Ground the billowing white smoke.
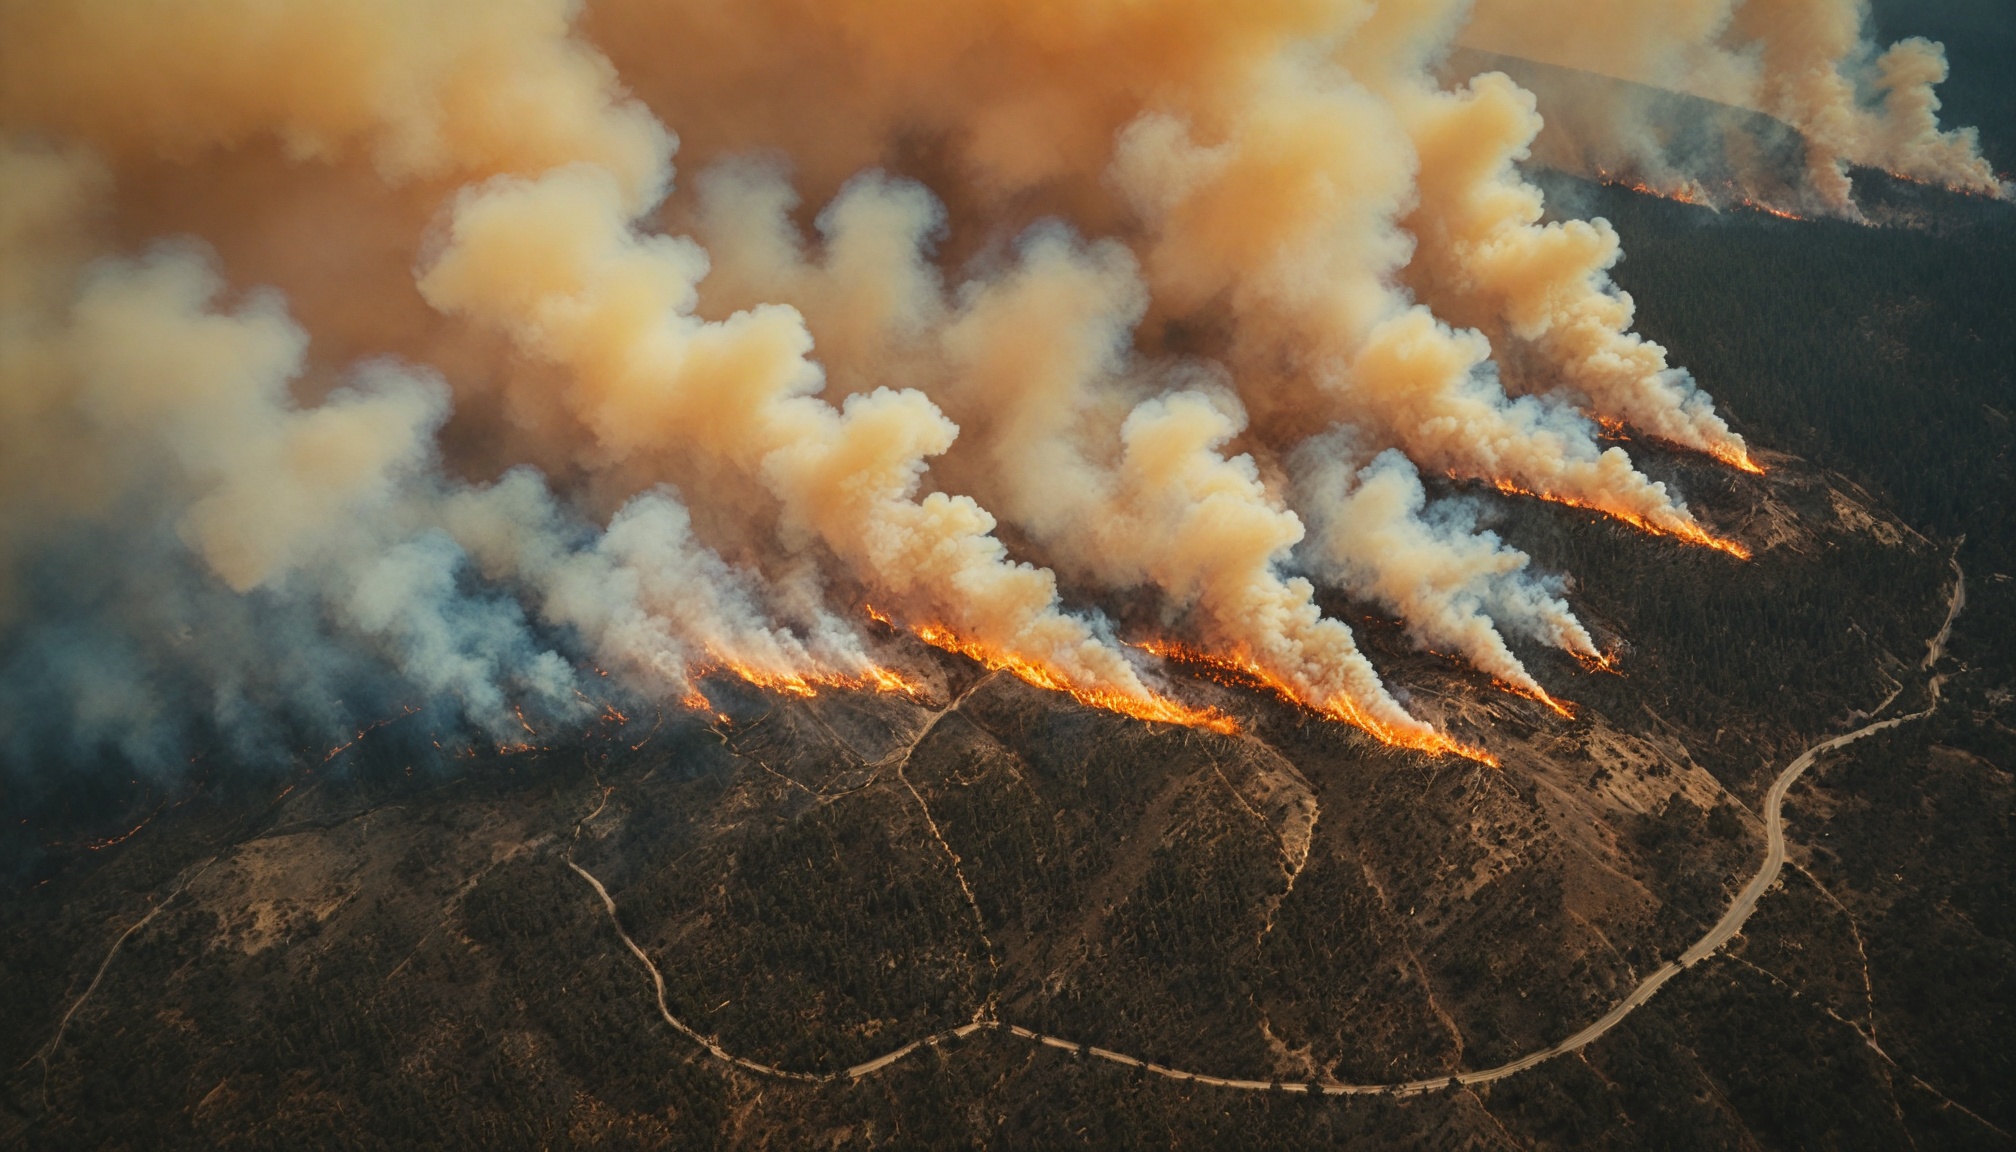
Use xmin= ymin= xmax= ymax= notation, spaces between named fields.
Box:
xmin=1293 ymin=434 xmax=1598 ymax=705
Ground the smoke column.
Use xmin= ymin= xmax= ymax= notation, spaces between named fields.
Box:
xmin=1455 ymin=0 xmax=2006 ymax=214
xmin=0 ymin=0 xmax=1988 ymax=775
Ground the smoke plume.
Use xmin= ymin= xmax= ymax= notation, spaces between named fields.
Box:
xmin=0 ymin=0 xmax=1986 ymax=774
xmin=1455 ymin=0 xmax=2007 ymax=214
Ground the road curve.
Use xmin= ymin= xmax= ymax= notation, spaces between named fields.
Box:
xmin=571 ymin=559 xmax=1967 ymax=1097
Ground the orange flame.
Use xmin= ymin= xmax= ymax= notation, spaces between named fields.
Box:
xmin=1573 ymin=649 xmax=1623 ymax=676
xmin=1495 ymin=680 xmax=1576 ymax=719
xmin=1137 ymin=641 xmax=1497 ymax=765
xmin=319 ymin=705 xmax=419 ymax=763
xmin=1736 ymin=199 xmax=1807 ymax=223
xmin=1598 ymin=170 xmax=1814 ymax=224
xmin=908 ymin=624 xmax=1242 ymax=735
xmin=84 ymin=811 xmax=161 ymax=851
xmin=1707 ymin=442 xmax=1768 ymax=476
xmin=682 ymin=648 xmax=931 ymax=711
xmin=1476 ymin=477 xmax=1752 ymax=560
xmin=1599 ymin=172 xmax=1712 ymax=206
xmin=1593 ymin=412 xmax=1763 ymax=477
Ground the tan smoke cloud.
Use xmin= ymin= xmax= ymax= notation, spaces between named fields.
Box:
xmin=686 ymin=166 xmax=1478 ymax=750
xmin=1457 ymin=0 xmax=2005 ymax=213
xmin=1378 ymin=69 xmax=1757 ymax=469
xmin=5 ymin=0 xmax=1982 ymax=769
xmin=0 ymin=140 xmax=583 ymax=742
xmin=0 ymin=0 xmax=667 ymax=204
xmin=929 ymin=229 xmax=1446 ymax=745
xmin=0 ymin=138 xmax=892 ymax=756
xmin=415 ymin=163 xmax=1196 ymax=721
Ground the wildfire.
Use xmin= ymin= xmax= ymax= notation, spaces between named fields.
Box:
xmin=1573 ymin=650 xmax=1623 ymax=676
xmin=1496 ymin=680 xmax=1576 ymax=719
xmin=678 ymin=649 xmax=931 ymax=713
xmin=900 ymin=623 xmax=1241 ymax=735
xmin=1598 ymin=170 xmax=1813 ymax=226
xmin=1137 ymin=641 xmax=1498 ymax=765
xmin=858 ymin=664 xmax=927 ymax=697
xmin=1736 ymin=199 xmax=1807 ymax=223
xmin=1707 ymin=442 xmax=1768 ymax=475
xmin=1477 ymin=477 xmax=1752 ymax=560
xmin=1598 ymin=171 xmax=1712 ymax=206
xmin=83 ymin=807 xmax=163 ymax=851
xmin=320 ymin=705 xmax=420 ymax=763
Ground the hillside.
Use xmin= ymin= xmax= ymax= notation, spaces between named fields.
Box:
xmin=4 ymin=14 xmax=2015 ymax=1152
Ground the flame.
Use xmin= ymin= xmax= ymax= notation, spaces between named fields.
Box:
xmin=574 ymin=688 xmax=632 ymax=726
xmin=1598 ymin=171 xmax=1813 ymax=225
xmin=1476 ymin=477 xmax=1752 ymax=560
xmin=1598 ymin=171 xmax=1713 ymax=206
xmin=84 ymin=808 xmax=163 ymax=851
xmin=629 ymin=712 xmax=665 ymax=751
xmin=1736 ymin=199 xmax=1807 ymax=223
xmin=858 ymin=664 xmax=927 ymax=696
xmin=1707 ymin=442 xmax=1768 ymax=475
xmin=320 ymin=705 xmax=419 ymax=763
xmin=683 ymin=648 xmax=930 ymax=709
xmin=1495 ymin=679 xmax=1576 ymax=719
xmin=1573 ymin=649 xmax=1624 ymax=676
xmin=1593 ymin=411 xmax=1765 ymax=477
xmin=1137 ymin=640 xmax=1497 ymax=765
xmin=682 ymin=607 xmax=1235 ymax=734
xmin=1878 ymin=169 xmax=2013 ymax=203
xmin=902 ymin=623 xmax=1241 ymax=734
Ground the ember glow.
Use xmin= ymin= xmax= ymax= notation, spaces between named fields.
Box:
xmin=1603 ymin=177 xmax=1714 ymax=207
xmin=913 ymin=627 xmax=1242 ymax=737
xmin=1708 ymin=444 xmax=1770 ymax=476
xmin=681 ymin=656 xmax=929 ymax=708
xmin=2 ymin=0 xmax=1976 ymax=779
xmin=1573 ymin=651 xmax=1625 ymax=677
xmin=1480 ymin=480 xmax=1754 ymax=561
xmin=1138 ymin=642 xmax=1497 ymax=766
xmin=1598 ymin=173 xmax=1816 ymax=231
xmin=1498 ymin=682 xmax=1578 ymax=720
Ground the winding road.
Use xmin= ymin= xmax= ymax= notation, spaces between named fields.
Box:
xmin=569 ymin=557 xmax=1969 ymax=1097
xmin=28 ymin=857 xmax=214 ymax=1087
